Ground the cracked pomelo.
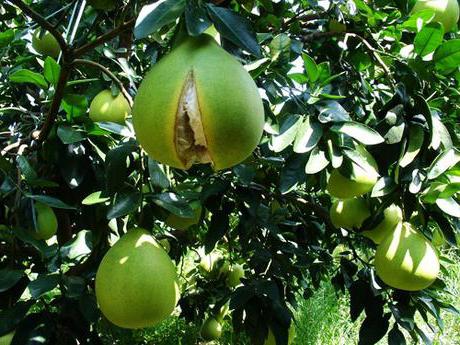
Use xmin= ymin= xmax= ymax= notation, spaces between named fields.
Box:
xmin=95 ymin=228 xmax=180 ymax=329
xmin=89 ymin=90 xmax=130 ymax=124
xmin=375 ymin=222 xmax=440 ymax=291
xmin=32 ymin=29 xmax=61 ymax=58
xmin=132 ymin=35 xmax=265 ymax=170
xmin=361 ymin=204 xmax=402 ymax=244
xmin=330 ymin=197 xmax=370 ymax=230
xmin=33 ymin=202 xmax=58 ymax=240
xmin=411 ymin=0 xmax=459 ymax=32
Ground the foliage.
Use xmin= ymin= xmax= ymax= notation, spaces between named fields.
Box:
xmin=0 ymin=0 xmax=459 ymax=344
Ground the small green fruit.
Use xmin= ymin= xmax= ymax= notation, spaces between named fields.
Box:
xmin=226 ymin=264 xmax=245 ymax=288
xmin=33 ymin=202 xmax=58 ymax=240
xmin=375 ymin=222 xmax=440 ymax=291
xmin=201 ymin=317 xmax=222 ymax=340
xmin=132 ymin=35 xmax=265 ymax=170
xmin=330 ymin=198 xmax=370 ymax=230
xmin=88 ymin=0 xmax=116 ymax=10
xmin=265 ymin=325 xmax=295 ymax=345
xmin=0 ymin=332 xmax=14 ymax=345
xmin=165 ymin=201 xmax=202 ymax=230
xmin=32 ymin=29 xmax=61 ymax=58
xmin=95 ymin=228 xmax=180 ymax=329
xmin=361 ymin=204 xmax=403 ymax=244
xmin=89 ymin=90 xmax=131 ymax=124
xmin=411 ymin=0 xmax=459 ymax=32
xmin=326 ymin=146 xmax=379 ymax=199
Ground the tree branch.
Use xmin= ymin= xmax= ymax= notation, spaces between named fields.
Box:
xmin=35 ymin=64 xmax=72 ymax=143
xmin=301 ymin=31 xmax=344 ymax=42
xmin=73 ymin=18 xmax=136 ymax=57
xmin=8 ymin=0 xmax=70 ymax=58
xmin=73 ymin=59 xmax=133 ymax=106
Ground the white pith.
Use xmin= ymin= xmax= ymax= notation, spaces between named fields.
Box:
xmin=175 ymin=72 xmax=212 ymax=168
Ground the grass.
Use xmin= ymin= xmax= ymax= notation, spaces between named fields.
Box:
xmin=99 ymin=250 xmax=460 ymax=345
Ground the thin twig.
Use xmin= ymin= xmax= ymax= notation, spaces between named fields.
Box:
xmin=73 ymin=18 xmax=136 ymax=57
xmin=73 ymin=59 xmax=133 ymax=106
xmin=8 ymin=0 xmax=70 ymax=58
xmin=301 ymin=31 xmax=344 ymax=42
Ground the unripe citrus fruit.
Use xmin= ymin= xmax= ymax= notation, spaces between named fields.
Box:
xmin=201 ymin=317 xmax=222 ymax=340
xmin=88 ymin=0 xmax=116 ymax=10
xmin=132 ymin=35 xmax=265 ymax=170
xmin=165 ymin=201 xmax=202 ymax=230
xmin=226 ymin=264 xmax=245 ymax=288
xmin=95 ymin=228 xmax=180 ymax=329
xmin=33 ymin=202 xmax=58 ymax=240
xmin=326 ymin=147 xmax=379 ymax=199
xmin=375 ymin=222 xmax=440 ymax=291
xmin=0 ymin=332 xmax=14 ymax=345
xmin=32 ymin=29 xmax=61 ymax=58
xmin=330 ymin=198 xmax=370 ymax=230
xmin=361 ymin=204 xmax=403 ymax=244
xmin=411 ymin=0 xmax=459 ymax=32
xmin=89 ymin=90 xmax=131 ymax=124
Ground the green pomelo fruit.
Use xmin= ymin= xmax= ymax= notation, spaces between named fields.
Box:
xmin=326 ymin=146 xmax=379 ymax=199
xmin=375 ymin=222 xmax=440 ymax=291
xmin=132 ymin=35 xmax=265 ymax=171
xmin=88 ymin=0 xmax=116 ymax=10
xmin=226 ymin=264 xmax=245 ymax=288
xmin=0 ymin=332 xmax=14 ymax=345
xmin=89 ymin=90 xmax=131 ymax=124
xmin=330 ymin=198 xmax=370 ymax=230
xmin=32 ymin=29 xmax=61 ymax=58
xmin=165 ymin=201 xmax=202 ymax=230
xmin=95 ymin=228 xmax=180 ymax=329
xmin=411 ymin=0 xmax=459 ymax=32
xmin=33 ymin=202 xmax=58 ymax=240
xmin=361 ymin=204 xmax=403 ymax=244
xmin=265 ymin=325 xmax=296 ymax=345
xmin=200 ymin=317 xmax=222 ymax=340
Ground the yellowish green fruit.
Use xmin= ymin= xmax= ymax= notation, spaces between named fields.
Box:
xmin=200 ymin=317 xmax=222 ymax=340
xmin=89 ymin=90 xmax=131 ymax=124
xmin=0 ymin=332 xmax=14 ymax=345
xmin=330 ymin=198 xmax=370 ymax=230
xmin=411 ymin=0 xmax=459 ymax=32
xmin=88 ymin=0 xmax=116 ymax=10
xmin=326 ymin=147 xmax=379 ymax=199
xmin=33 ymin=202 xmax=58 ymax=240
xmin=165 ymin=201 xmax=202 ymax=230
xmin=132 ymin=35 xmax=265 ymax=170
xmin=265 ymin=325 xmax=296 ymax=345
xmin=95 ymin=228 xmax=180 ymax=329
xmin=159 ymin=238 xmax=171 ymax=253
xmin=226 ymin=264 xmax=245 ymax=288
xmin=375 ymin=222 xmax=440 ymax=291
xmin=361 ymin=204 xmax=403 ymax=244
xmin=32 ymin=29 xmax=61 ymax=58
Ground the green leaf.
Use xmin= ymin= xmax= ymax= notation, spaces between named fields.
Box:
xmin=62 ymin=94 xmax=88 ymax=120
xmin=427 ymin=149 xmax=460 ymax=180
xmin=0 ymin=29 xmax=14 ymax=48
xmin=148 ymin=159 xmax=170 ymax=189
xmin=26 ymin=194 xmax=76 ymax=209
xmin=305 ymin=147 xmax=329 ymax=174
xmin=107 ymin=189 xmax=142 ymax=219
xmin=206 ymin=4 xmax=261 ymax=57
xmin=436 ymin=198 xmax=460 ymax=218
xmin=150 ymin=192 xmax=194 ymax=217
xmin=134 ymin=0 xmax=186 ymax=39
xmin=434 ymin=39 xmax=460 ymax=72
xmin=331 ymin=122 xmax=384 ymax=145
xmin=57 ymin=125 xmax=86 ymax=144
xmin=294 ymin=116 xmax=323 ymax=153
xmin=414 ymin=23 xmax=443 ymax=58
xmin=399 ymin=124 xmax=424 ymax=167
xmin=16 ymin=156 xmax=38 ymax=181
xmin=0 ymin=269 xmax=24 ymax=293
xmin=302 ymin=53 xmax=319 ymax=83
xmin=60 ymin=230 xmax=92 ymax=261
xmin=26 ymin=274 xmax=60 ymax=299
xmin=9 ymin=69 xmax=48 ymax=89
xmin=269 ymin=34 xmax=291 ymax=64
xmin=82 ymin=191 xmax=110 ymax=205
xmin=318 ymin=101 xmax=351 ymax=123
xmin=185 ymin=0 xmax=211 ymax=36
xmin=43 ymin=57 xmax=61 ymax=85
xmin=270 ymin=115 xmax=303 ymax=152
xmin=388 ymin=325 xmax=406 ymax=345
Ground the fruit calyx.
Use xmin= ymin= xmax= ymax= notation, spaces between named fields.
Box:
xmin=175 ymin=71 xmax=212 ymax=168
